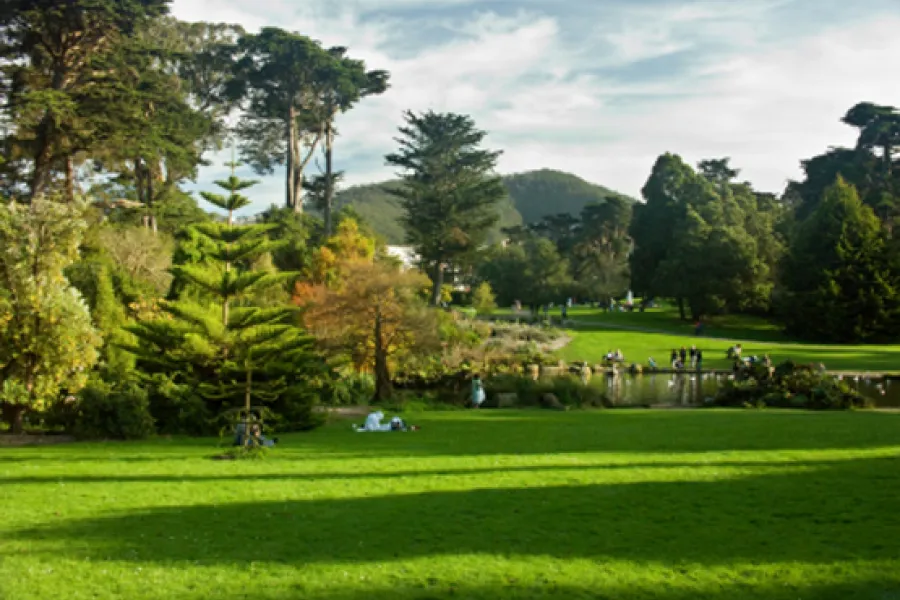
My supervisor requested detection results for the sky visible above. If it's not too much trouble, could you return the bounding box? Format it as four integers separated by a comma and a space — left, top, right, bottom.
171, 0, 900, 212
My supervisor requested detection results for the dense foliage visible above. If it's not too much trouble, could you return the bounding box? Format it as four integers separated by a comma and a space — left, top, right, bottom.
0, 1, 893, 436
715, 360, 870, 410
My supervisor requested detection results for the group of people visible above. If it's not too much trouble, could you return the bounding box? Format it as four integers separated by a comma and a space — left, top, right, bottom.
604, 349, 626, 364
648, 346, 704, 371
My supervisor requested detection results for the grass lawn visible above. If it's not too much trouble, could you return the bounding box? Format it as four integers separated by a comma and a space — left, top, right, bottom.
560, 327, 900, 372
2, 410, 900, 600
493, 304, 900, 371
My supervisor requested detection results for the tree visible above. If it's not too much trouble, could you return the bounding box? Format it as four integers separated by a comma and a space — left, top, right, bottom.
0, 0, 170, 200
311, 47, 388, 236
843, 102, 900, 176
471, 282, 497, 315
631, 153, 779, 319
778, 177, 900, 342
477, 244, 530, 307
629, 153, 693, 310
0, 200, 101, 432
300, 260, 436, 402
386, 110, 506, 305
229, 28, 334, 212
126, 165, 324, 435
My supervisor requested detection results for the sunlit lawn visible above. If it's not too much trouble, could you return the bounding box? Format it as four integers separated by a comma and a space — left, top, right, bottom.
493, 304, 900, 371
2, 410, 900, 600
560, 327, 900, 372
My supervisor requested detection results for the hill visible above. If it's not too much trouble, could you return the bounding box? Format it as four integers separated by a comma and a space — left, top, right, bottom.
502, 169, 635, 224
332, 170, 635, 244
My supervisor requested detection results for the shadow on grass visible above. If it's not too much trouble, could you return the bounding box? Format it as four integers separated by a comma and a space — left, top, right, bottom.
10, 457, 900, 574
218, 578, 900, 600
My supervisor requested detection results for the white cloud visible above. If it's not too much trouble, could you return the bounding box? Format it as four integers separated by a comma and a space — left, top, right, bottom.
172, 0, 900, 213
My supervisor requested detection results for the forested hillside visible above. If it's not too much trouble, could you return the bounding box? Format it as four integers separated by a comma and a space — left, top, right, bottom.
330, 170, 634, 243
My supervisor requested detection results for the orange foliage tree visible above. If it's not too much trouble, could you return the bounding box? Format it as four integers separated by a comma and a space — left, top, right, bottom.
299, 259, 437, 402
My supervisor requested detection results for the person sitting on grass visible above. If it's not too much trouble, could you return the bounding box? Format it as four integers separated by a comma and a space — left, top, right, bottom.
355, 411, 419, 432
234, 421, 278, 447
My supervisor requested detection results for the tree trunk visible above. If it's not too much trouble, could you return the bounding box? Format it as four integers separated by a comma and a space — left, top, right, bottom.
884, 143, 893, 176
677, 297, 686, 320
292, 161, 304, 213
1, 403, 26, 435
30, 118, 55, 201
323, 121, 335, 237
244, 362, 252, 428
286, 108, 296, 210
64, 156, 75, 203
431, 261, 445, 306
373, 309, 392, 402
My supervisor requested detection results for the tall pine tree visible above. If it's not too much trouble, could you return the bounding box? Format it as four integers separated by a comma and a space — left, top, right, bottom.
778, 177, 900, 342
385, 110, 506, 305
126, 162, 323, 438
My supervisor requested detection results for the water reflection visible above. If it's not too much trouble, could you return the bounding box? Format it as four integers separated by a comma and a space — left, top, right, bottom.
600, 372, 900, 408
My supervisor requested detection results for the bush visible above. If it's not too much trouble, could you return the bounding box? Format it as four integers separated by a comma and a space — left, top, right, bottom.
74, 381, 155, 440
144, 374, 216, 436
714, 361, 870, 410
322, 372, 375, 405
270, 384, 326, 432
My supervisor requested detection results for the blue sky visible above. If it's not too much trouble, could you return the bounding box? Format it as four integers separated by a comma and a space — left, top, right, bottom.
171, 0, 900, 213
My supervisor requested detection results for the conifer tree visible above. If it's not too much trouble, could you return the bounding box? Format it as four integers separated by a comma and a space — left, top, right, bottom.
126, 162, 323, 439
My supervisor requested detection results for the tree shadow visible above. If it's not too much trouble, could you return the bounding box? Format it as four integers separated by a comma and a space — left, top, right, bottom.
10, 456, 900, 573
218, 578, 900, 600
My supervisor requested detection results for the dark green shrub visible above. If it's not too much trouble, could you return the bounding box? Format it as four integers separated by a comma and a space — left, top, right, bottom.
144, 374, 216, 436
74, 381, 155, 440
270, 384, 326, 431
715, 361, 869, 410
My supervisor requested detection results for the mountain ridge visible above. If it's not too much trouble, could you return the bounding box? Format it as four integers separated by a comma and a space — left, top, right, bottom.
332, 169, 637, 244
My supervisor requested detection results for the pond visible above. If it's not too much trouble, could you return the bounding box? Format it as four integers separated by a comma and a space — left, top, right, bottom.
601, 372, 900, 408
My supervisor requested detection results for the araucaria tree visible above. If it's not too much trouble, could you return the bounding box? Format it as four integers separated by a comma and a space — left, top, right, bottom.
0, 200, 101, 432
386, 110, 506, 305
126, 166, 323, 432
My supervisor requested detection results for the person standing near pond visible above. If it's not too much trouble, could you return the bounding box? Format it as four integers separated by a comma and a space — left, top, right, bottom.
471, 374, 486, 408
679, 346, 687, 368
695, 349, 703, 371
670, 349, 678, 369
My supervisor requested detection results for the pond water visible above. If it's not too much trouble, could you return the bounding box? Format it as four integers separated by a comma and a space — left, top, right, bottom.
600, 372, 900, 408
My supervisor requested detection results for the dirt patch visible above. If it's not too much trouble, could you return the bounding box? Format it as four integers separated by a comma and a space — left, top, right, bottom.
318, 406, 371, 419
0, 434, 77, 447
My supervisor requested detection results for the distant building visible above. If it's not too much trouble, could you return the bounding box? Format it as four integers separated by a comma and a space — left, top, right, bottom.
385, 245, 419, 271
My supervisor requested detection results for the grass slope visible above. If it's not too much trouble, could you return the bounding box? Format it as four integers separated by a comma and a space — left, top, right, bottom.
495, 305, 900, 372
2, 411, 900, 600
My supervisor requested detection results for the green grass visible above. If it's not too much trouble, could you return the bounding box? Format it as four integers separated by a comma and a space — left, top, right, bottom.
493, 304, 900, 371
561, 327, 900, 371
2, 410, 900, 600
